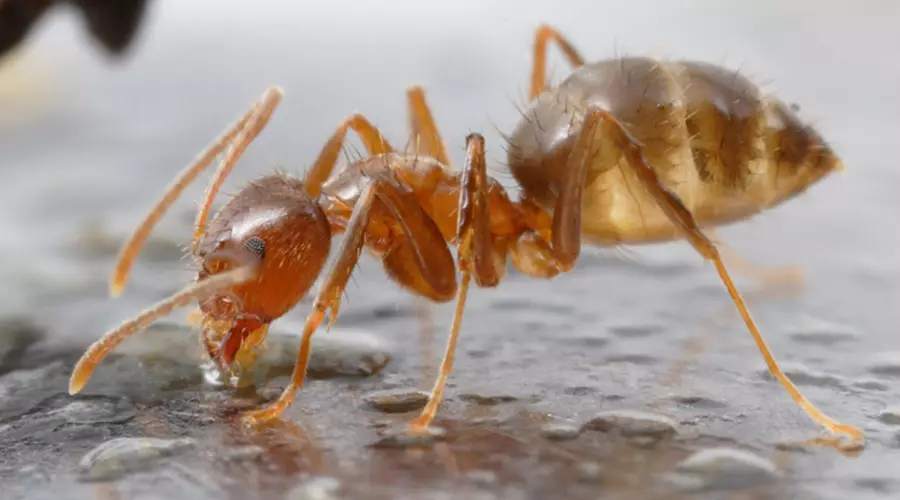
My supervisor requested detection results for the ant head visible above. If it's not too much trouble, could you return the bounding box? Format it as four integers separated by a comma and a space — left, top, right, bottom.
195, 175, 332, 369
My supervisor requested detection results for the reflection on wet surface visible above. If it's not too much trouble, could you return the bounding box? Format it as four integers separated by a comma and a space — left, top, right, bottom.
1, 0, 900, 499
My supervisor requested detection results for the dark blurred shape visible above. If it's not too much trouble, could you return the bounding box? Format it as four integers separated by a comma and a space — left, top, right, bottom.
0, 0, 150, 62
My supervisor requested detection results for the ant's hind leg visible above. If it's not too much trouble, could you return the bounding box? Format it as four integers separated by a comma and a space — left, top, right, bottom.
596, 106, 864, 449
406, 86, 450, 166
302, 115, 395, 199
110, 87, 283, 297
530, 24, 586, 101
408, 133, 503, 432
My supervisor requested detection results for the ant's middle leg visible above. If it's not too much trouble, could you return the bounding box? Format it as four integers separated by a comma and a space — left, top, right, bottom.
408, 133, 504, 432
529, 24, 586, 101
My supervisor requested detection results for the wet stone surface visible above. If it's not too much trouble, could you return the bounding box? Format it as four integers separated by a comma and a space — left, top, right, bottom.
3, 3, 900, 499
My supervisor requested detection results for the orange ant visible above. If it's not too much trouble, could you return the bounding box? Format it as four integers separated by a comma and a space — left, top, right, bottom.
69, 24, 862, 448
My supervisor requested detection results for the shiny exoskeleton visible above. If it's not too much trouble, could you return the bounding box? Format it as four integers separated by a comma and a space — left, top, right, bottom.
68, 25, 862, 450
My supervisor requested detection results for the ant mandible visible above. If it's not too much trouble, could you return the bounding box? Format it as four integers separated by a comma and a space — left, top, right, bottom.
69, 24, 862, 449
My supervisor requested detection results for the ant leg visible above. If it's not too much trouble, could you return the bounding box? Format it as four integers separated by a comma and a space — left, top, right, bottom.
509, 110, 601, 278
406, 86, 451, 166
403, 85, 451, 385
408, 133, 502, 432
594, 107, 864, 447
303, 114, 395, 199
110, 87, 283, 297
69, 266, 257, 394
530, 24, 586, 100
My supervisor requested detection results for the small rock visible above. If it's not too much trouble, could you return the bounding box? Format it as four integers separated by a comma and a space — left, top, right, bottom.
288, 476, 341, 500
583, 410, 677, 437
787, 317, 860, 345
852, 379, 890, 391
79, 436, 197, 482
668, 394, 728, 409
575, 461, 603, 482
540, 421, 582, 441
604, 353, 658, 365
757, 362, 846, 389
459, 393, 518, 406
363, 389, 429, 413
854, 477, 894, 493
675, 447, 779, 491
608, 322, 662, 338
370, 426, 447, 448
877, 407, 900, 425
263, 327, 393, 380
868, 352, 900, 377
465, 470, 497, 485
563, 386, 596, 396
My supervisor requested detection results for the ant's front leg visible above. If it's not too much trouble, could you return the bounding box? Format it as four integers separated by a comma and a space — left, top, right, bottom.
407, 133, 503, 432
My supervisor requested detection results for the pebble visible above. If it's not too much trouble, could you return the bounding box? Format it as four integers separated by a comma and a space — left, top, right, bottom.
674, 447, 780, 491
852, 379, 890, 391
668, 394, 729, 409
110, 322, 393, 387
575, 461, 603, 482
459, 393, 518, 406
540, 421, 583, 441
466, 470, 497, 485
363, 389, 429, 413
604, 353, 659, 366
787, 317, 860, 345
264, 327, 394, 379
608, 322, 663, 338
876, 406, 900, 425
287, 476, 342, 500
78, 436, 197, 482
868, 352, 900, 377
583, 410, 677, 437
370, 426, 447, 448
756, 362, 846, 389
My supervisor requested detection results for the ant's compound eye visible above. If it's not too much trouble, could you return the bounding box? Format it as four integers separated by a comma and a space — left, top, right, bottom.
242, 237, 266, 260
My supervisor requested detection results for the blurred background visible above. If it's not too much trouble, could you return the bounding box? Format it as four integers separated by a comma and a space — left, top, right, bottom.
1, 1, 899, 499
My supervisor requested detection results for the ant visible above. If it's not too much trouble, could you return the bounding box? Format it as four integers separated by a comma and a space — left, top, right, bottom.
69, 24, 862, 448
